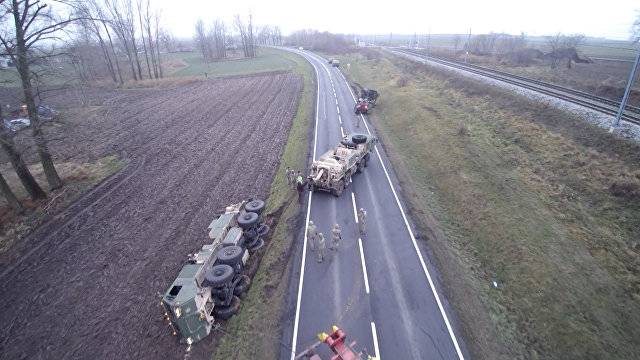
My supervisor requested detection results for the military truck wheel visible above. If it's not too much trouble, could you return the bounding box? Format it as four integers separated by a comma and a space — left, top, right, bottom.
233, 275, 251, 297
244, 199, 265, 215
205, 264, 234, 287
217, 245, 243, 266
356, 161, 365, 173
237, 211, 259, 229
352, 134, 367, 144
214, 296, 240, 320
332, 180, 344, 197
364, 153, 371, 167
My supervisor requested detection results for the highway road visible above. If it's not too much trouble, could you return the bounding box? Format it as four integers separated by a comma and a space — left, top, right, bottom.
282, 49, 469, 360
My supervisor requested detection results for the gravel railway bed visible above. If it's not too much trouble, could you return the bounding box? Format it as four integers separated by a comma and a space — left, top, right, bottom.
0, 73, 302, 359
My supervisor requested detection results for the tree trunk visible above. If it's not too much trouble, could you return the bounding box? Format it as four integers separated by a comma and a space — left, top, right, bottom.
137, 7, 152, 79
12, 0, 63, 190
103, 22, 124, 85
0, 170, 23, 214
0, 121, 46, 200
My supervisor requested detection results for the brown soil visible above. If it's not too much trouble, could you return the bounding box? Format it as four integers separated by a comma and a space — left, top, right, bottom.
0, 72, 302, 359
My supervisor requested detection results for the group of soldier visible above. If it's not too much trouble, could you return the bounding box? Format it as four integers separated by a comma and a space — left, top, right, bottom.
285, 167, 305, 190
306, 208, 367, 263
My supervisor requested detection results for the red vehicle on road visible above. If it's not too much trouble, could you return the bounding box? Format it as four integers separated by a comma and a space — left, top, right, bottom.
295, 326, 376, 360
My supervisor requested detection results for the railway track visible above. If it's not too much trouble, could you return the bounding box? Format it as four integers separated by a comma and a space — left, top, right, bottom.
395, 49, 640, 126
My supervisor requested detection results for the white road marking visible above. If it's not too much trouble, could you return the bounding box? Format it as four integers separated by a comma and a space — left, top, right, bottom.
351, 192, 359, 223
358, 238, 370, 294
340, 125, 345, 137
338, 114, 342, 125
290, 57, 321, 360
337, 66, 466, 360
371, 322, 381, 359
335, 98, 339, 105
336, 106, 340, 115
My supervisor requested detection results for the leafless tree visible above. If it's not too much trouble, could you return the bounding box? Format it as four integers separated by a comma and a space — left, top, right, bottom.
234, 14, 255, 58
136, 0, 151, 79
212, 18, 226, 59
153, 10, 162, 77
453, 34, 461, 52
104, 0, 141, 80
194, 18, 211, 61
546, 33, 586, 68
0, 0, 79, 189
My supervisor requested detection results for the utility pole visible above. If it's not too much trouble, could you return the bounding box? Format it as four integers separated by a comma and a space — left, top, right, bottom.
464, 28, 472, 63
612, 45, 640, 129
427, 28, 431, 57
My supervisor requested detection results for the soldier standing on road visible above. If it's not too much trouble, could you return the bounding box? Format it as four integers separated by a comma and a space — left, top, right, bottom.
330, 223, 342, 251
358, 207, 367, 236
307, 220, 317, 251
315, 232, 326, 263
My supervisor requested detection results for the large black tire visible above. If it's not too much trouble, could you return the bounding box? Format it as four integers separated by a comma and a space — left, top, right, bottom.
364, 153, 371, 167
244, 199, 265, 215
214, 296, 241, 320
356, 161, 365, 173
237, 211, 259, 229
216, 245, 244, 266
204, 264, 234, 287
352, 134, 367, 144
233, 275, 251, 297
354, 108, 360, 115
332, 180, 344, 197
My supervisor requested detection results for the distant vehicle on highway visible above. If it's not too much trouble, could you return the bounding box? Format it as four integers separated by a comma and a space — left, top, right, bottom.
328, 59, 340, 67
298, 46, 304, 50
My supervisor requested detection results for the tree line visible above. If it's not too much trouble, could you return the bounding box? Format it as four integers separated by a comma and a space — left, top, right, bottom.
0, 0, 170, 213
193, 14, 282, 61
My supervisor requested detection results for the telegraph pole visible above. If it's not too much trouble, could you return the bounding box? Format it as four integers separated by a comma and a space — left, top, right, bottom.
465, 28, 471, 63
427, 28, 431, 57
612, 44, 640, 129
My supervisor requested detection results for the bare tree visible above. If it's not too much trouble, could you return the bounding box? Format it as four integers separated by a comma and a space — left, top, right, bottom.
194, 18, 211, 61
453, 34, 461, 52
212, 18, 226, 59
234, 14, 255, 58
0, 0, 72, 189
104, 0, 139, 81
546, 33, 587, 69
153, 10, 162, 77
136, 0, 152, 79
0, 169, 23, 213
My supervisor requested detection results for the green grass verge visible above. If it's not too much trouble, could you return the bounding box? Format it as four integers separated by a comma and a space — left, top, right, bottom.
169, 48, 300, 78
337, 50, 640, 359
212, 48, 314, 360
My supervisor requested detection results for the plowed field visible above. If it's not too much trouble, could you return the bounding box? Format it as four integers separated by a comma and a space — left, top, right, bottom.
0, 72, 302, 359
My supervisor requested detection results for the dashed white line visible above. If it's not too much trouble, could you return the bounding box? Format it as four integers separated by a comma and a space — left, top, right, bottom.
338, 114, 342, 125
371, 322, 381, 359
340, 125, 345, 137
358, 238, 370, 294
338, 66, 466, 360
351, 192, 359, 223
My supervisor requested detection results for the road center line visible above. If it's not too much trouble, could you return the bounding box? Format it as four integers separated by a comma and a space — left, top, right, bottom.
340, 125, 345, 137
371, 322, 381, 359
351, 192, 358, 223
336, 64, 466, 360
358, 238, 370, 294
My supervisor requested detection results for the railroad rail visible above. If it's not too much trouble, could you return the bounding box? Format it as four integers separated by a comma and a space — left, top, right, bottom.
394, 48, 640, 126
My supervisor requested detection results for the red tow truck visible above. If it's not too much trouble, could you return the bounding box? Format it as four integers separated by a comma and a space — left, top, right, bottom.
295, 326, 376, 360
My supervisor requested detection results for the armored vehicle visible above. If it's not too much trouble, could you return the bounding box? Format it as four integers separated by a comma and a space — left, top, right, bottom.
307, 134, 377, 196
161, 199, 269, 345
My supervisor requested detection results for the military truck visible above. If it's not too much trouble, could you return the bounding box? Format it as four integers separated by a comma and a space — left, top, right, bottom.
161, 199, 269, 345
307, 134, 377, 196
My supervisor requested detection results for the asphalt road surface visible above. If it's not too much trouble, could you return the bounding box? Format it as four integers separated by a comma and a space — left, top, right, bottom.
283, 49, 469, 360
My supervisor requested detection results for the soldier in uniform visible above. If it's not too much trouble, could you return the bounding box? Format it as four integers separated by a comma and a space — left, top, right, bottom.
330, 223, 342, 251
358, 207, 367, 236
307, 220, 317, 251
315, 232, 326, 263
286, 167, 293, 187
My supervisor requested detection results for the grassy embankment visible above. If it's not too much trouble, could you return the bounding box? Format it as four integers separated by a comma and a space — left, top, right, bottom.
212, 48, 313, 359
338, 50, 640, 359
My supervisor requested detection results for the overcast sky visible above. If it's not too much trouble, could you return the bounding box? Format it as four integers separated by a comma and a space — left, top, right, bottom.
155, 0, 639, 41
